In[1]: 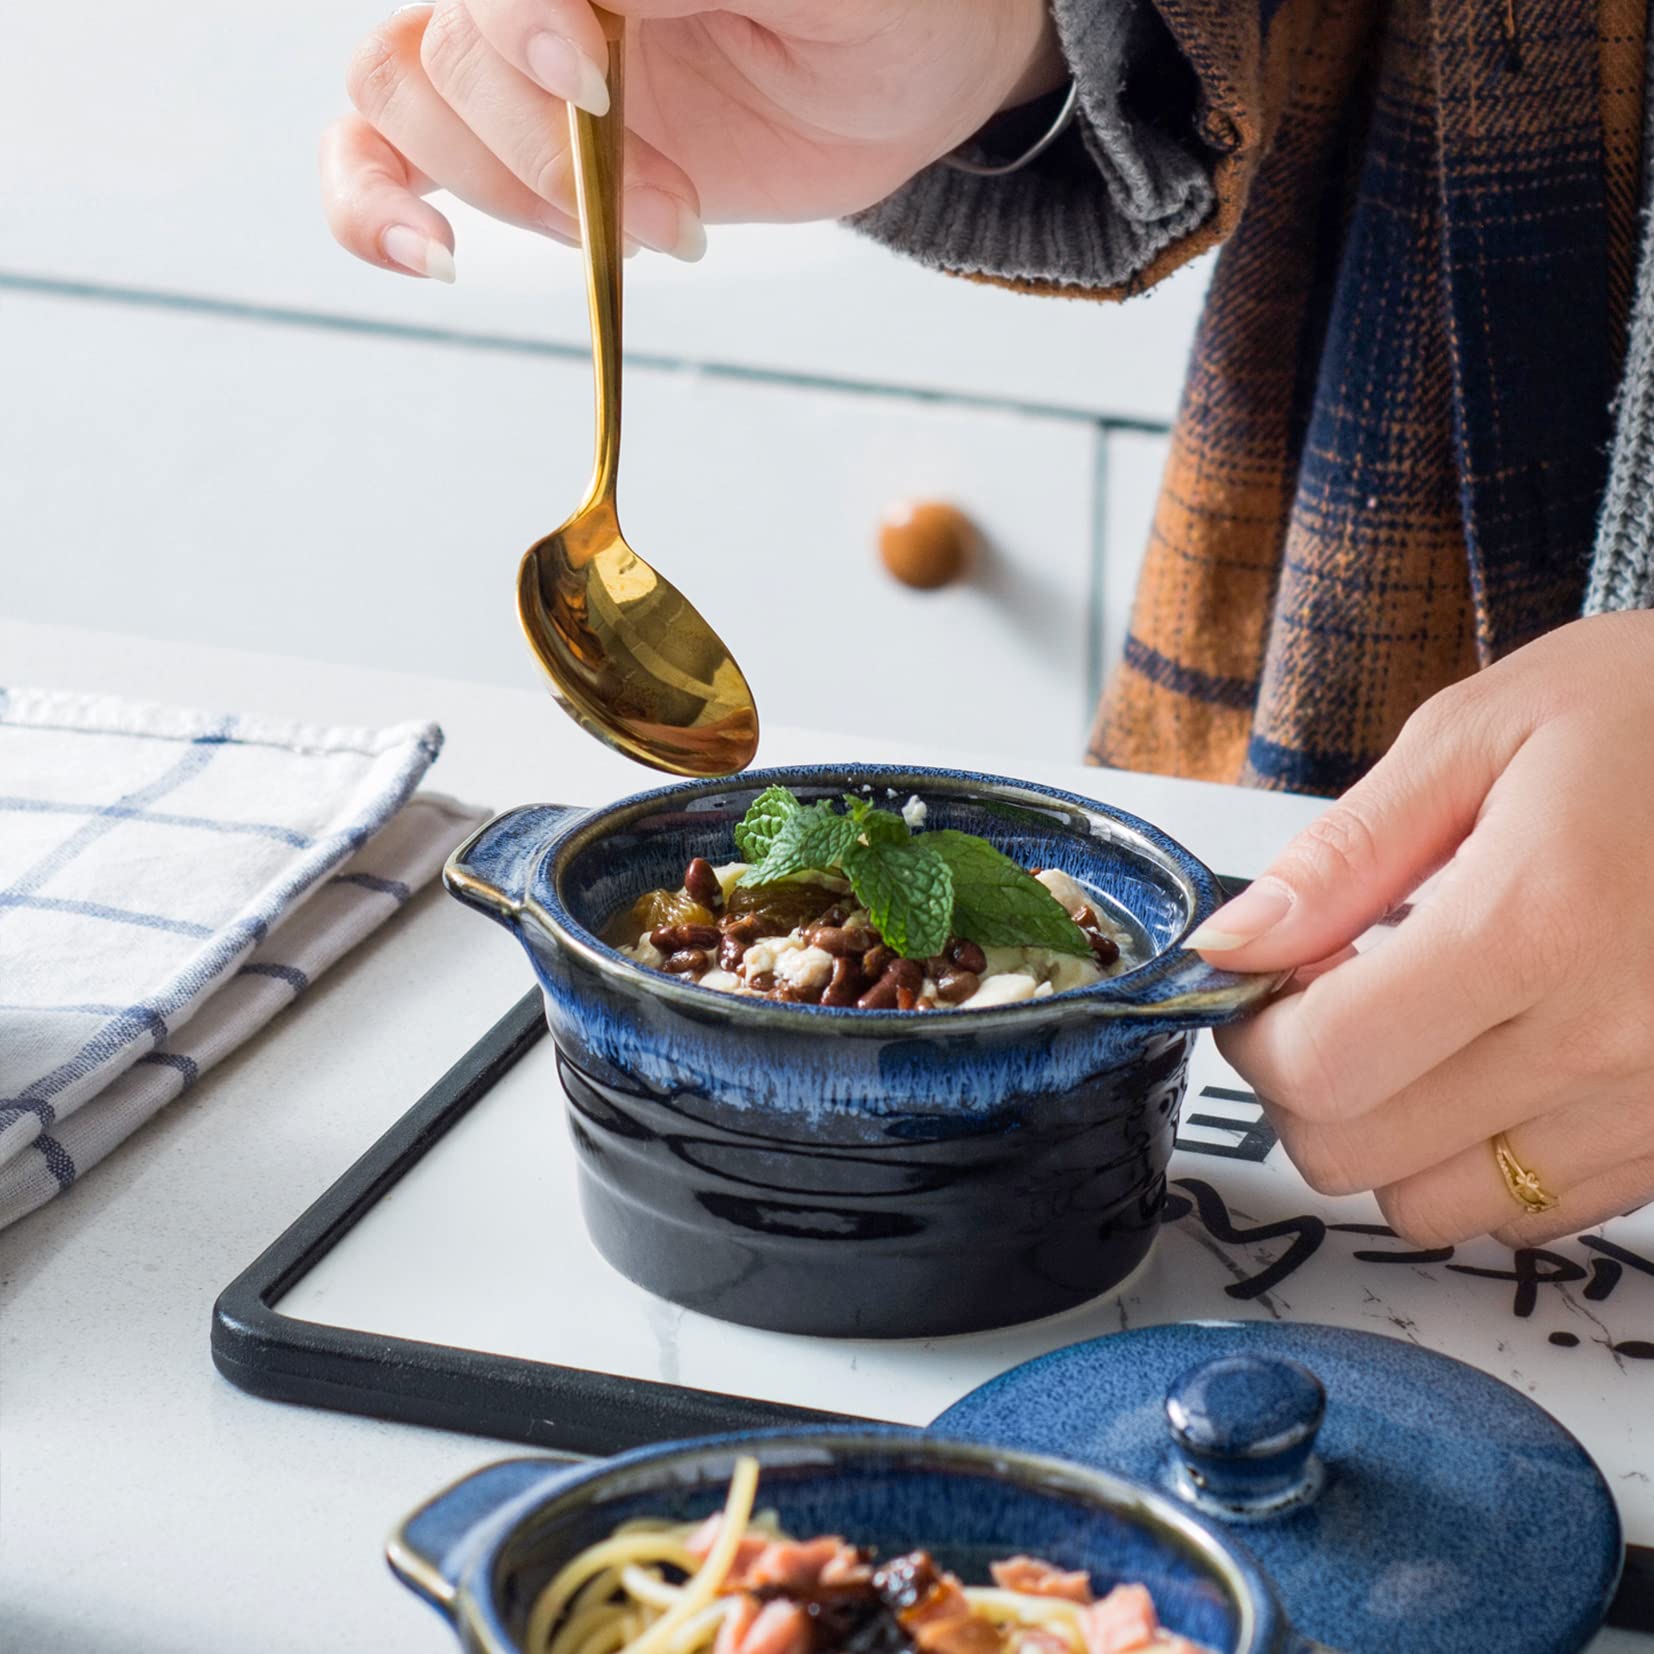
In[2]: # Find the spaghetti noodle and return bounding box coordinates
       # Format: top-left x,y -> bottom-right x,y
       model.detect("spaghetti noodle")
522,1458 -> 1216,1654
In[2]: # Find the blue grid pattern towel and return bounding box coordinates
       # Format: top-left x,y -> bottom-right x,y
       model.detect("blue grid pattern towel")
0,688 -> 486,1229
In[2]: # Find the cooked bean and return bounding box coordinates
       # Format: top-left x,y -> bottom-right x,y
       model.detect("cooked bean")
779,978 -> 826,1004
718,934 -> 747,972
936,969 -> 980,1004
820,903 -> 850,927
861,944 -> 895,979
651,922 -> 720,951
720,914 -> 762,943
856,975 -> 900,1010
683,857 -> 723,908
924,955 -> 951,978
896,985 -> 918,1012
1086,929 -> 1121,967
748,970 -> 777,993
821,956 -> 863,1007
883,956 -> 924,992
662,948 -> 708,974
805,925 -> 865,956
947,939 -> 987,974
1073,903 -> 1098,927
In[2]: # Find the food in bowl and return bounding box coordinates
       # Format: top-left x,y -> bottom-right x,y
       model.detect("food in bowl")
526,1457 -> 1218,1654
605,787 -> 1134,1010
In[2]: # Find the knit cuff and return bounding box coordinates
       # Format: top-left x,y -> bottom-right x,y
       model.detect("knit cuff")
845,0 -> 1218,296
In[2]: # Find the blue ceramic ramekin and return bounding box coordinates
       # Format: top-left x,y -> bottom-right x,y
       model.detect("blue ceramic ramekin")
445,765 -> 1277,1337
387,1430 -> 1309,1654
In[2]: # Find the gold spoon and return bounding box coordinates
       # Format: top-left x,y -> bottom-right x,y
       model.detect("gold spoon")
516,8 -> 759,777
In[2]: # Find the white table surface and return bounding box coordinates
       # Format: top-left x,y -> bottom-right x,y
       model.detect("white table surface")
0,619 -> 1644,1653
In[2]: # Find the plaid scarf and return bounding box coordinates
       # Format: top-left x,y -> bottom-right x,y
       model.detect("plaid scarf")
1088,0 -> 1647,794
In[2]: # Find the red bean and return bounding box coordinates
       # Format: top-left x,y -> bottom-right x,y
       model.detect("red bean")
651,922 -> 720,951
821,956 -> 863,1007
748,971 -> 777,993
1086,929 -> 1121,967
936,969 -> 980,1004
883,957 -> 924,993
862,945 -> 895,979
948,939 -> 987,974
718,934 -> 747,972
683,857 -> 723,909
779,978 -> 826,1004
805,925 -> 864,956
662,948 -> 708,974
896,986 -> 918,1012
856,975 -> 900,1010
720,914 -> 761,943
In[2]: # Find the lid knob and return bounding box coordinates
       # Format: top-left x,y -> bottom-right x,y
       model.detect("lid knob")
1164,1354 -> 1326,1520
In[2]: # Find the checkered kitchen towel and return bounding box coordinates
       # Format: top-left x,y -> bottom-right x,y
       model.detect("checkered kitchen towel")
0,687 -> 487,1230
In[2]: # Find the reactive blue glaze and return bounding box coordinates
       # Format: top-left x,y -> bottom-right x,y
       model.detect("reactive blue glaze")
388,1430 -> 1308,1654
1164,1356 -> 1326,1518
444,766 -> 1279,1337
934,1322 -> 1623,1653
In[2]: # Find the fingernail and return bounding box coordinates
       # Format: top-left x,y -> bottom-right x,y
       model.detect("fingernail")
627,188 -> 706,262
382,224 -> 455,282
1186,878 -> 1294,952
526,32 -> 609,116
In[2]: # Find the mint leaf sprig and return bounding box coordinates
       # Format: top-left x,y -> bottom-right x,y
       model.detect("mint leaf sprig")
731,787 -> 1091,961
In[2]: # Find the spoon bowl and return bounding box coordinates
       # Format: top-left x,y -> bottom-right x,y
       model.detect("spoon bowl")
518,9 -> 758,778
518,502 -> 760,777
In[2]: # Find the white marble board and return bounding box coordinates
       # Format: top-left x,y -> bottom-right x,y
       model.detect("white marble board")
278,1019 -> 1654,1546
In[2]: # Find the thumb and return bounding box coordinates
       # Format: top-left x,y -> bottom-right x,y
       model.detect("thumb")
1186,698 -> 1511,970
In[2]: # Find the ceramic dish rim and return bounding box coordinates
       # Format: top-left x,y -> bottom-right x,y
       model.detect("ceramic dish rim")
399,1426 -> 1285,1654
466,763 -> 1262,1032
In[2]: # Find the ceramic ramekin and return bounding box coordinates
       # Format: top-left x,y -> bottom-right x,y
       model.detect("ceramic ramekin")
445,765 -> 1278,1337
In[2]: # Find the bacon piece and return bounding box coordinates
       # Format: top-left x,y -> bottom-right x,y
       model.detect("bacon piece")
739,1600 -> 813,1654
715,1596 -> 762,1654
1079,1585 -> 1160,1654
687,1515 -> 771,1583
989,1558 -> 1094,1605
714,1596 -> 813,1654
748,1537 -> 864,1593
884,1561 -> 1000,1654
1009,1629 -> 1073,1654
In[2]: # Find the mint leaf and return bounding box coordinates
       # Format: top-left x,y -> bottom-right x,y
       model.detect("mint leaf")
842,794 -> 909,848
927,830 -> 1090,956
844,839 -> 953,959
741,802 -> 859,887
734,785 -> 802,862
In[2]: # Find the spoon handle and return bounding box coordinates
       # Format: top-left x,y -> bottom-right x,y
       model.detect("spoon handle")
569,8 -> 625,509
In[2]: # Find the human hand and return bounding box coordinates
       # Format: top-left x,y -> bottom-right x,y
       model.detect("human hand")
321,0 -> 1063,279
1188,611 -> 1654,1248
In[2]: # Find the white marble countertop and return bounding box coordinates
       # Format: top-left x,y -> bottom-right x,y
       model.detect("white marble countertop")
0,620 -> 1644,1653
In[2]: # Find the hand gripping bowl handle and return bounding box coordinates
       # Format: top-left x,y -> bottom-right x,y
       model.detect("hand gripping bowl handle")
444,804 -> 587,926
387,1457 -> 587,1618
1097,943 -> 1288,1026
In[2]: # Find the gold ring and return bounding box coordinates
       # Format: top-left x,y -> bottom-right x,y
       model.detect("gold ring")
1492,1133 -> 1559,1216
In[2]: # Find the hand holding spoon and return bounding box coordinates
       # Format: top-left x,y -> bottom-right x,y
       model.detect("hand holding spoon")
516,8 -> 759,777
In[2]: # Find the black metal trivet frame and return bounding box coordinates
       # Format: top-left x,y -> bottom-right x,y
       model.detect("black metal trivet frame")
211,991 -> 858,1456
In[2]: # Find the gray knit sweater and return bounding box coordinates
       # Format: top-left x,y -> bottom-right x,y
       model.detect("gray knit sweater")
849,0 -> 1654,617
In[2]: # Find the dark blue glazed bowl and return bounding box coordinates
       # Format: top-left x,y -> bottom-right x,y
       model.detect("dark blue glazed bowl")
445,766 -> 1278,1337
387,1430 -> 1309,1654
